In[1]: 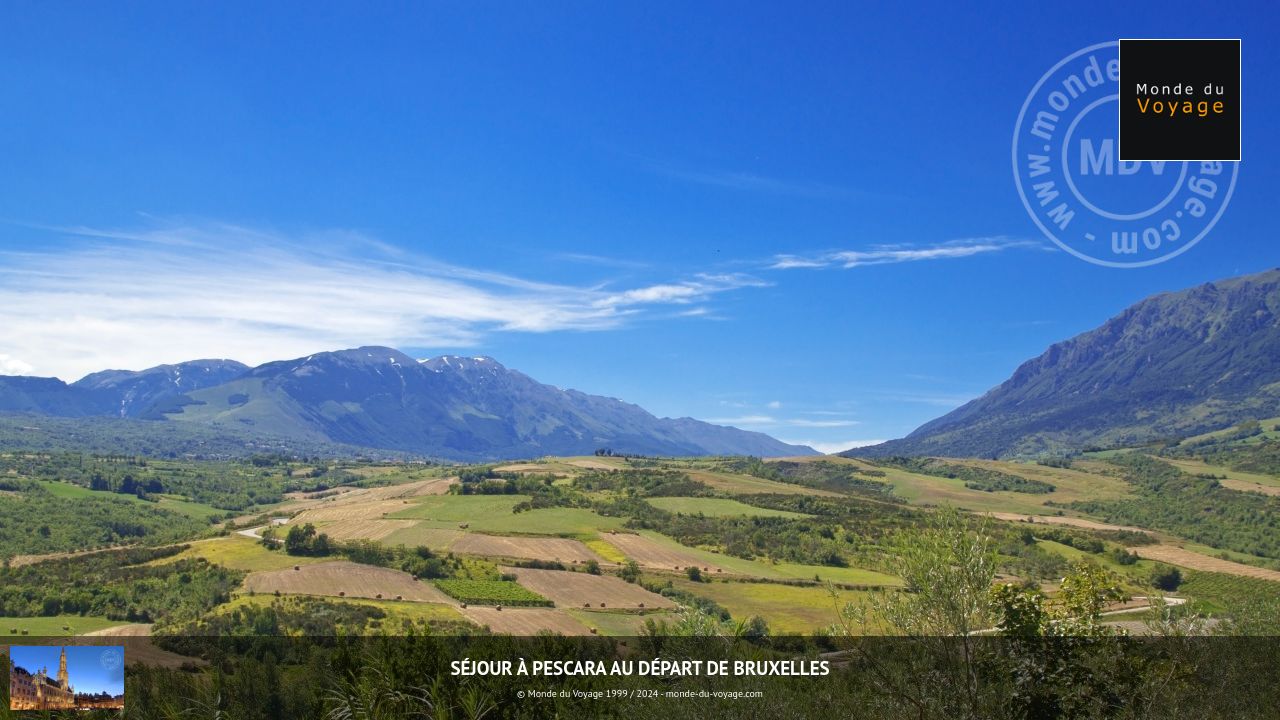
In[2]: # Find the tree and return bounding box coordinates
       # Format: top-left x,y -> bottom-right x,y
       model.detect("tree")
833,507 -> 996,718
619,559 -> 641,584
1149,564 -> 1183,591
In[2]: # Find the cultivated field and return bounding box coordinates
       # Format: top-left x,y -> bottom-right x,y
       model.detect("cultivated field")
283,478 -> 458,525
459,606 -> 593,635
603,532 -> 727,573
158,536 -> 330,572
504,567 -> 676,609
387,494 -> 625,535
603,532 -> 899,586
291,499 -> 417,524
1129,545 -> 1280,582
452,533 -> 603,563
381,525 -> 462,549
243,560 -> 456,602
670,579 -> 868,635
307,518 -> 417,542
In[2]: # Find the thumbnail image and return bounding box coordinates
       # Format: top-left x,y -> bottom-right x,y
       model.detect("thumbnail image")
8,645 -> 124,711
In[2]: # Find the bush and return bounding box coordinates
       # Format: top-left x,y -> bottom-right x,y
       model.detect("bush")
1150,564 -> 1183,591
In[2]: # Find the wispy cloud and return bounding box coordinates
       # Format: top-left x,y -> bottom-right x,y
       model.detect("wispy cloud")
595,274 -> 765,308
554,252 -> 651,270
0,222 -> 765,381
769,237 -> 1042,270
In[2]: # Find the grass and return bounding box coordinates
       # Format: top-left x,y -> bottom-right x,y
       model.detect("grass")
387,494 -> 624,536
669,578 -> 868,634
1178,416 -> 1280,446
566,609 -> 677,636
645,496 -> 810,518
1162,457 -> 1280,491
37,479 -> 224,520
216,594 -> 470,627
0,615 -> 128,637
433,579 -> 554,607
155,535 -> 329,572
628,531 -> 900,586
1035,540 -> 1156,588
842,459 -> 1132,517
686,469 -> 838,497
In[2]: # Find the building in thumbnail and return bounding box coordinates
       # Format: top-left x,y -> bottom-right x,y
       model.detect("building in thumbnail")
9,647 -> 75,710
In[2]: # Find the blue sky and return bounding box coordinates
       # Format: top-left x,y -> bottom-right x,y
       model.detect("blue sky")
0,2 -> 1276,452
8,645 -> 124,696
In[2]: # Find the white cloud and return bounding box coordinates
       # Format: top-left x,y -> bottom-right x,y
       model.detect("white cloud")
0,222 -> 765,381
769,237 -> 1041,270
780,438 -> 887,455
0,354 -> 33,374
705,415 -> 777,426
765,400 -> 782,409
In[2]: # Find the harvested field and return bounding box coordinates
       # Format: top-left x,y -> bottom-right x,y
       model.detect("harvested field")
1128,545 -> 1280,582
358,478 -> 457,501
243,560 -> 456,602
603,532 -> 726,573
452,534 -> 604,563
565,458 -> 625,470
312,518 -> 417,542
290,499 -> 410,523
284,479 -> 458,525
459,607 -> 592,635
986,513 -> 1149,534
382,525 -> 462,549
504,567 -> 676,610
494,463 -> 546,473
283,486 -> 360,500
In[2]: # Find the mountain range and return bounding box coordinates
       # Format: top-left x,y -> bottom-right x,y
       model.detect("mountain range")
852,268 -> 1280,458
0,348 -> 813,460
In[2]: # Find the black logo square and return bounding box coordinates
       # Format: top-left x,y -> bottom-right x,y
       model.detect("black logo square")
1119,39 -> 1240,161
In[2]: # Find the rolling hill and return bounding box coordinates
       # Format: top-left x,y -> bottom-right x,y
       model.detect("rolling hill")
852,268 -> 1280,459
0,348 -> 812,460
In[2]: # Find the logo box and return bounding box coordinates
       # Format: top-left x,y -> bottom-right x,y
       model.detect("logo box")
1119,39 -> 1241,161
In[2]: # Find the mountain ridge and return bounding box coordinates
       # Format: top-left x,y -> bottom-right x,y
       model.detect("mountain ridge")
850,268 -> 1280,459
0,347 -> 813,460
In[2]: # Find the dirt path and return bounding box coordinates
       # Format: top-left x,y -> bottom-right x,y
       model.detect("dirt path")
1128,545 -> 1280,582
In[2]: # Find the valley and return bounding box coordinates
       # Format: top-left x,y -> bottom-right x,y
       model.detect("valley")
3,440 -> 1276,642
